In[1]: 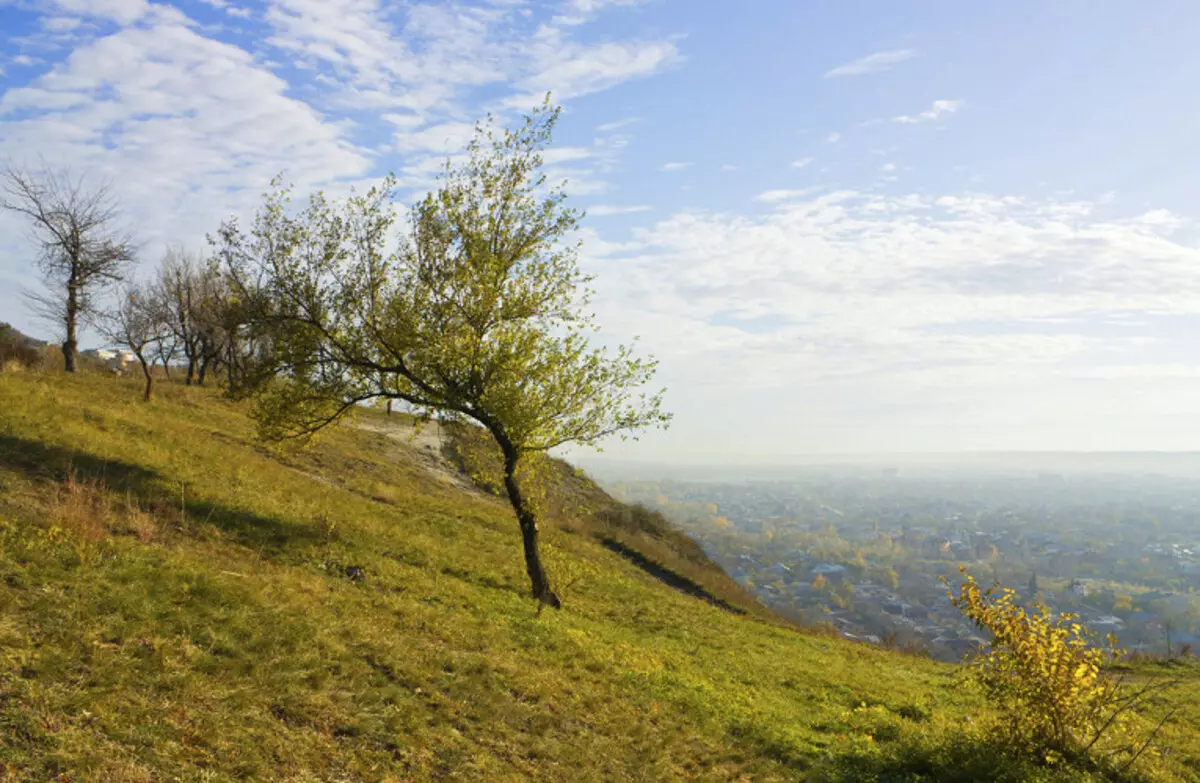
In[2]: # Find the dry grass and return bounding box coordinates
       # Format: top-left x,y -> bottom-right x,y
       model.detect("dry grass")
52,473 -> 113,543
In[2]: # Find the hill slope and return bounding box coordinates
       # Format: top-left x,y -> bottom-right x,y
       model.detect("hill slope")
0,370 -> 1197,782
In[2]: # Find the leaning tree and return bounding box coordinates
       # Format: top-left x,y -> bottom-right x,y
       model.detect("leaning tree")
220,103 -> 669,607
1,166 -> 135,371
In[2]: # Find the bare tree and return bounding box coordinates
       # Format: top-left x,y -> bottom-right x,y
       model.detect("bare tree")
156,248 -> 208,385
98,283 -> 167,401
153,327 -> 179,379
1,166 -> 135,371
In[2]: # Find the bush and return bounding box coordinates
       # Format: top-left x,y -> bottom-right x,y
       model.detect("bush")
0,323 -> 41,371
947,567 -> 1167,773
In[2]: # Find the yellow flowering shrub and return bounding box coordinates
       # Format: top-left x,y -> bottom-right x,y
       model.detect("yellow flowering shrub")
947,567 -> 1132,764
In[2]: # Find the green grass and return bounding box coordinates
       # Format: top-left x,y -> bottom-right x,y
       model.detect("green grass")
0,370 -> 1197,782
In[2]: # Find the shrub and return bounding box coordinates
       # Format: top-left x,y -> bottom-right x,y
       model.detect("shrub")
0,323 -> 41,371
946,567 -> 1167,772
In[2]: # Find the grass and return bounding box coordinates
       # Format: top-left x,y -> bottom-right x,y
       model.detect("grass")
0,370 -> 1196,781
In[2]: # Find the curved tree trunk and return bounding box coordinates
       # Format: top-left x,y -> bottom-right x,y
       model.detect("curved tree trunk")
499,442 -> 560,608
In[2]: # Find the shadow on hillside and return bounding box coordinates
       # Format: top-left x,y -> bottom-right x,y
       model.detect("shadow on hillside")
0,433 -> 325,555
598,537 -> 746,615
812,733 -> 1146,783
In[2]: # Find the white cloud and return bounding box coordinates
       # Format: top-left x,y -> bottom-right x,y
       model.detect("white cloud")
825,132 -> 841,143
790,157 -> 814,169
42,0 -> 150,25
588,204 -> 651,216
10,55 -> 39,66
0,19 -> 371,281
542,146 -> 594,165
660,161 -> 692,172
894,98 -> 963,124
881,162 -> 896,172
580,190 -> 1200,453
554,0 -> 645,26
824,48 -> 916,78
754,187 -> 822,203
506,36 -> 680,109
41,16 -> 84,32
721,163 -> 739,172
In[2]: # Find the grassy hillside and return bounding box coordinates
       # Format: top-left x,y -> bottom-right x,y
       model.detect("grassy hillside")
0,369 -> 1197,782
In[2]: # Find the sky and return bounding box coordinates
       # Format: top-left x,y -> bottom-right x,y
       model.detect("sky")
1,0 -> 1199,460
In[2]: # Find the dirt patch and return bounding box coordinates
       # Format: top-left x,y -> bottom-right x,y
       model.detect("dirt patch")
353,418 -> 482,495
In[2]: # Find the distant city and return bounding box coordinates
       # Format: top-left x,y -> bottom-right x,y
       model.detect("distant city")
591,460 -> 1200,661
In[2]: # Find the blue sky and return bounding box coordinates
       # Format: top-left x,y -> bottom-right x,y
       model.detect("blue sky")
2,0 -> 1199,458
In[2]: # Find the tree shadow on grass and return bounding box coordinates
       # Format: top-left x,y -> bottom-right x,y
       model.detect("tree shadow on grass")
0,433 -> 326,556
597,536 -> 746,615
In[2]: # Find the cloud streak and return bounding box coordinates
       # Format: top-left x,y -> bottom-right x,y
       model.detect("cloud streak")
894,99 -> 963,124
824,48 -> 916,78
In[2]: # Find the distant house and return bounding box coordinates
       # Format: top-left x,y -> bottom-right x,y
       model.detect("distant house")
882,601 -> 905,616
944,636 -> 988,658
1090,616 -> 1126,635
83,348 -> 137,374
902,605 -> 929,620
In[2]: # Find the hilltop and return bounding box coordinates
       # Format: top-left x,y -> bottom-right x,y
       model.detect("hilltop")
1,369 -> 1198,781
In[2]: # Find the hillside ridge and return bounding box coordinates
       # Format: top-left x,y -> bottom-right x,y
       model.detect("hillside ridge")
0,369 -> 1197,781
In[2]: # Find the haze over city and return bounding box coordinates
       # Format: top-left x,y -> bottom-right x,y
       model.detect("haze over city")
2,0 -> 1198,459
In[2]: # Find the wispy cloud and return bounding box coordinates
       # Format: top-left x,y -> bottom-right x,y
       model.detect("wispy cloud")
790,157 -> 814,169
596,116 -> 639,132
754,187 -> 821,203
825,132 -> 841,144
587,204 -> 651,216
894,99 -> 963,124
660,161 -> 692,172
824,48 -> 916,78
554,0 -> 645,26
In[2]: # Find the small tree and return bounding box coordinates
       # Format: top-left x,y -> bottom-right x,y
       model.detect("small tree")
222,103 -> 669,607
1,166 -> 135,371
99,283 -> 167,401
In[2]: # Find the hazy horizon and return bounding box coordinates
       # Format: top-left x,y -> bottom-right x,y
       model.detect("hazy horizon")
3,1 -> 1199,456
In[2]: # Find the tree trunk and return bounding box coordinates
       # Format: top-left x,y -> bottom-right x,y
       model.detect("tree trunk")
185,357 -> 195,385
499,443 -> 560,608
138,356 -> 153,402
226,339 -> 236,394
197,356 -> 208,386
63,281 -> 78,373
